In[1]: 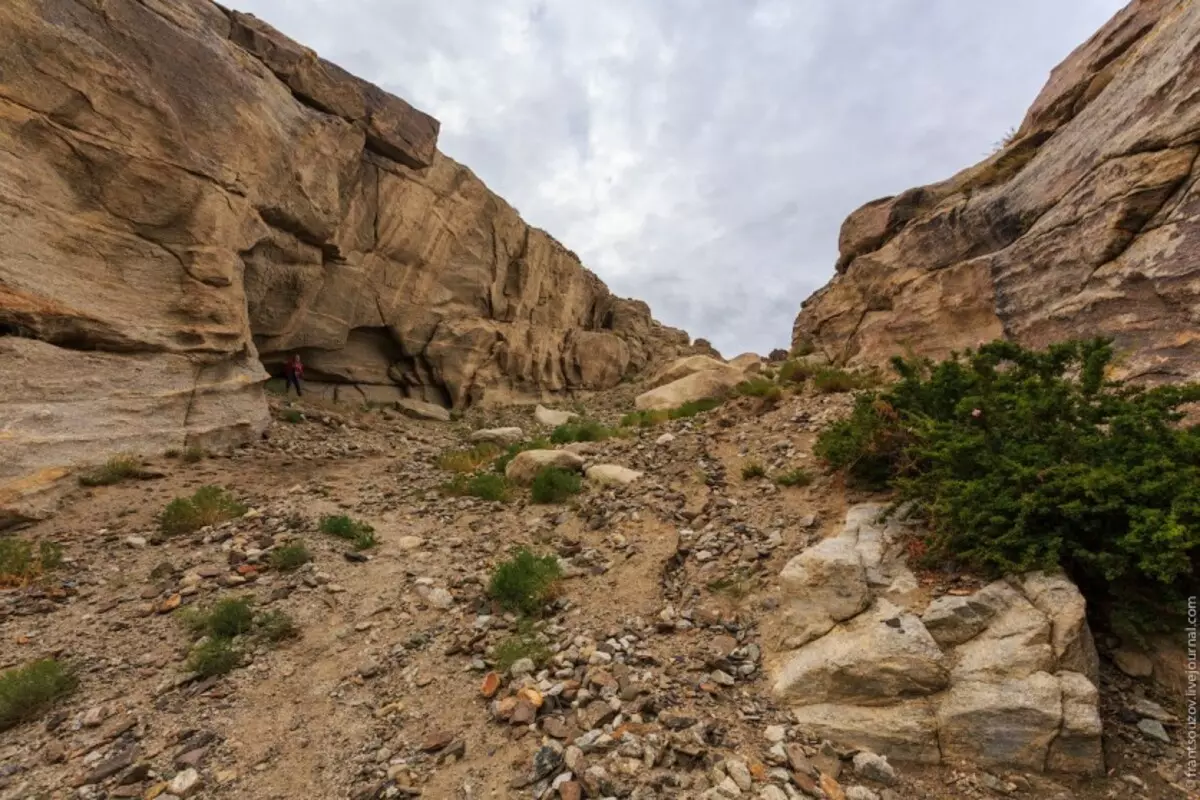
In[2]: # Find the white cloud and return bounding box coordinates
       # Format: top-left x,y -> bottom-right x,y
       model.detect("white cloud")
224,0 -> 1128,355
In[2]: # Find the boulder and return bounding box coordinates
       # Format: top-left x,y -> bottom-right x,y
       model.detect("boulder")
504,450 -> 585,485
649,355 -> 731,387
469,427 -> 525,446
635,369 -> 743,412
936,673 -> 1063,771
1047,671 -> 1104,775
728,352 -> 765,373
948,585 -> 1055,682
792,0 -> 1200,384
778,535 -> 869,648
773,600 -> 949,706
585,465 -> 643,486
790,702 -> 941,765
395,398 -> 451,422
1018,572 -> 1100,684
534,405 -> 578,427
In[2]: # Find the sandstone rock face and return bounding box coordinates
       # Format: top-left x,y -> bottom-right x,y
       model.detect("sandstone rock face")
635,366 -> 745,411
0,0 -> 690,524
394,399 -> 451,422
793,0 -> 1200,383
770,504 -> 1103,775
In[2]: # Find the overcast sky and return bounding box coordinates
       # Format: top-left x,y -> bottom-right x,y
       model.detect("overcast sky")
225,0 -> 1126,356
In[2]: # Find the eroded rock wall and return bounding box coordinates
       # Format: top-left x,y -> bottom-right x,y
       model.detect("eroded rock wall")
0,0 -> 690,523
793,0 -> 1200,382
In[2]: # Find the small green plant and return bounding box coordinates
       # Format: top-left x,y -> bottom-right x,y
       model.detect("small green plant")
492,438 -> 552,474
0,659 -> 78,731
160,486 -> 247,536
79,454 -> 148,487
815,338 -> 1200,632
255,610 -> 299,643
779,360 -> 819,384
706,569 -> 755,601
774,468 -> 813,488
181,446 -> 206,463
444,472 -> 511,502
530,467 -> 582,504
0,538 -> 64,588
280,409 -> 304,424
319,515 -> 377,550
181,597 -> 255,639
736,378 -> 784,406
164,448 -> 181,459
550,419 -> 614,444
812,368 -> 872,394
493,620 -> 551,672
620,397 -> 725,428
270,543 -> 311,572
436,444 -> 501,473
488,548 -> 563,615
186,638 -> 241,678
741,461 -> 767,480
620,409 -> 669,428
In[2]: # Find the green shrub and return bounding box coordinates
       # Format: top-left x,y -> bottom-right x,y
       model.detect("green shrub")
530,467 -> 582,504
270,543 -> 311,572
437,444 -> 501,473
443,472 -> 511,502
775,468 -> 813,488
493,620 -> 551,672
280,409 -> 304,424
488,549 -> 563,615
493,438 -> 551,474
79,454 -> 148,487
812,368 -> 872,394
815,338 -> 1200,629
319,515 -> 376,550
620,409 -> 669,428
181,597 -> 254,639
736,378 -> 784,406
550,419 -> 613,444
255,610 -> 299,643
0,539 -> 63,587
779,360 -> 818,384
160,486 -> 246,536
671,397 -> 724,418
187,638 -> 240,678
0,659 -> 77,731
181,446 -> 206,463
741,462 -> 766,480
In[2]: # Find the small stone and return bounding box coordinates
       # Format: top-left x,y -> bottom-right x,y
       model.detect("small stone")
480,672 -> 502,698
532,745 -> 563,782
510,700 -> 537,726
427,587 -> 454,609
1137,718 -> 1170,743
1112,649 -> 1153,678
656,433 -> 675,446
156,594 -> 182,614
1130,697 -> 1174,722
726,759 -> 753,790
558,781 -> 583,800
124,536 -> 147,548
819,773 -> 847,800
759,787 -> 787,800
509,658 -> 535,677
420,731 -> 455,752
786,743 -> 813,775
845,788 -> 880,800
542,717 -> 570,739
396,536 -> 424,551
167,767 -> 202,797
764,725 -> 786,743
851,751 -> 896,786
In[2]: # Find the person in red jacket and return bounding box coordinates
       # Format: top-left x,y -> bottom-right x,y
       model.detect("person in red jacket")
283,353 -> 304,396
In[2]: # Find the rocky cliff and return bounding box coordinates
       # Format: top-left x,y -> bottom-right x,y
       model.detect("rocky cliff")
0,0 -> 691,524
793,0 -> 1200,381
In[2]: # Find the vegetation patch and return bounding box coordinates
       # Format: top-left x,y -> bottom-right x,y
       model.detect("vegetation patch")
530,466 -> 582,504
319,515 -> 377,550
0,538 -> 63,588
736,377 -> 784,407
79,454 -> 152,487
443,472 -> 511,502
550,419 -> 614,444
812,367 -> 873,394
186,638 -> 241,678
269,542 -> 311,572
0,659 -> 77,731
493,620 -> 551,672
255,610 -> 299,643
160,486 -> 247,537
182,597 -> 255,639
741,461 -> 767,480
814,339 -> 1200,632
280,409 -> 304,424
488,548 -> 564,615
774,468 -> 813,488
437,443 -> 501,473
181,446 -> 207,463
620,397 -> 725,428
180,599 -> 298,677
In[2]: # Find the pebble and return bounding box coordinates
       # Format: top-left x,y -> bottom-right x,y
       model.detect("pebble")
167,768 -> 202,798
763,724 -> 786,743
851,751 -> 896,786
1137,718 -> 1170,743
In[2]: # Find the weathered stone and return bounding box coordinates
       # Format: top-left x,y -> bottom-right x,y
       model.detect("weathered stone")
650,355 -> 735,388
469,427 -> 525,446
777,535 -> 869,648
167,768 -> 202,798
394,399 -> 451,422
949,584 -> 1055,682
788,702 -> 941,765
635,368 -> 744,411
1112,648 -> 1154,678
773,600 -> 948,705
936,672 -> 1062,771
851,751 -> 897,786
535,405 -> 578,427
505,450 -> 585,485
585,464 -> 643,486
1047,671 -> 1104,775
920,582 -> 1011,648
793,1 -> 1200,385
1018,571 -> 1099,683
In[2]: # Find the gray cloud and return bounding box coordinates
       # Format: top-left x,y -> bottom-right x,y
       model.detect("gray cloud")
223,0 -> 1127,356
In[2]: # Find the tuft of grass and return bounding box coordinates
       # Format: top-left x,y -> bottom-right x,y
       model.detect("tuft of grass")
707,569 -> 755,601
741,462 -> 767,480
812,368 -> 873,394
492,438 -> 551,474
0,539 -> 63,588
187,638 -> 240,678
621,397 -> 726,428
160,486 -> 247,537
550,419 -> 614,444
530,467 -> 582,504
775,468 -> 813,488
319,515 -> 377,550
181,446 -> 207,464
255,610 -> 299,643
493,620 -> 551,672
270,543 -> 311,572
181,597 -> 255,639
0,659 -> 78,731
164,448 -> 181,459
436,444 -> 501,473
488,549 -> 563,615
79,454 -> 148,487
443,472 -> 511,502
280,409 -> 304,424
736,378 -> 784,407
779,360 -> 819,384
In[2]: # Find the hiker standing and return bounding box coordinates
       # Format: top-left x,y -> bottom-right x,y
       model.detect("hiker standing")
284,353 -> 304,396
